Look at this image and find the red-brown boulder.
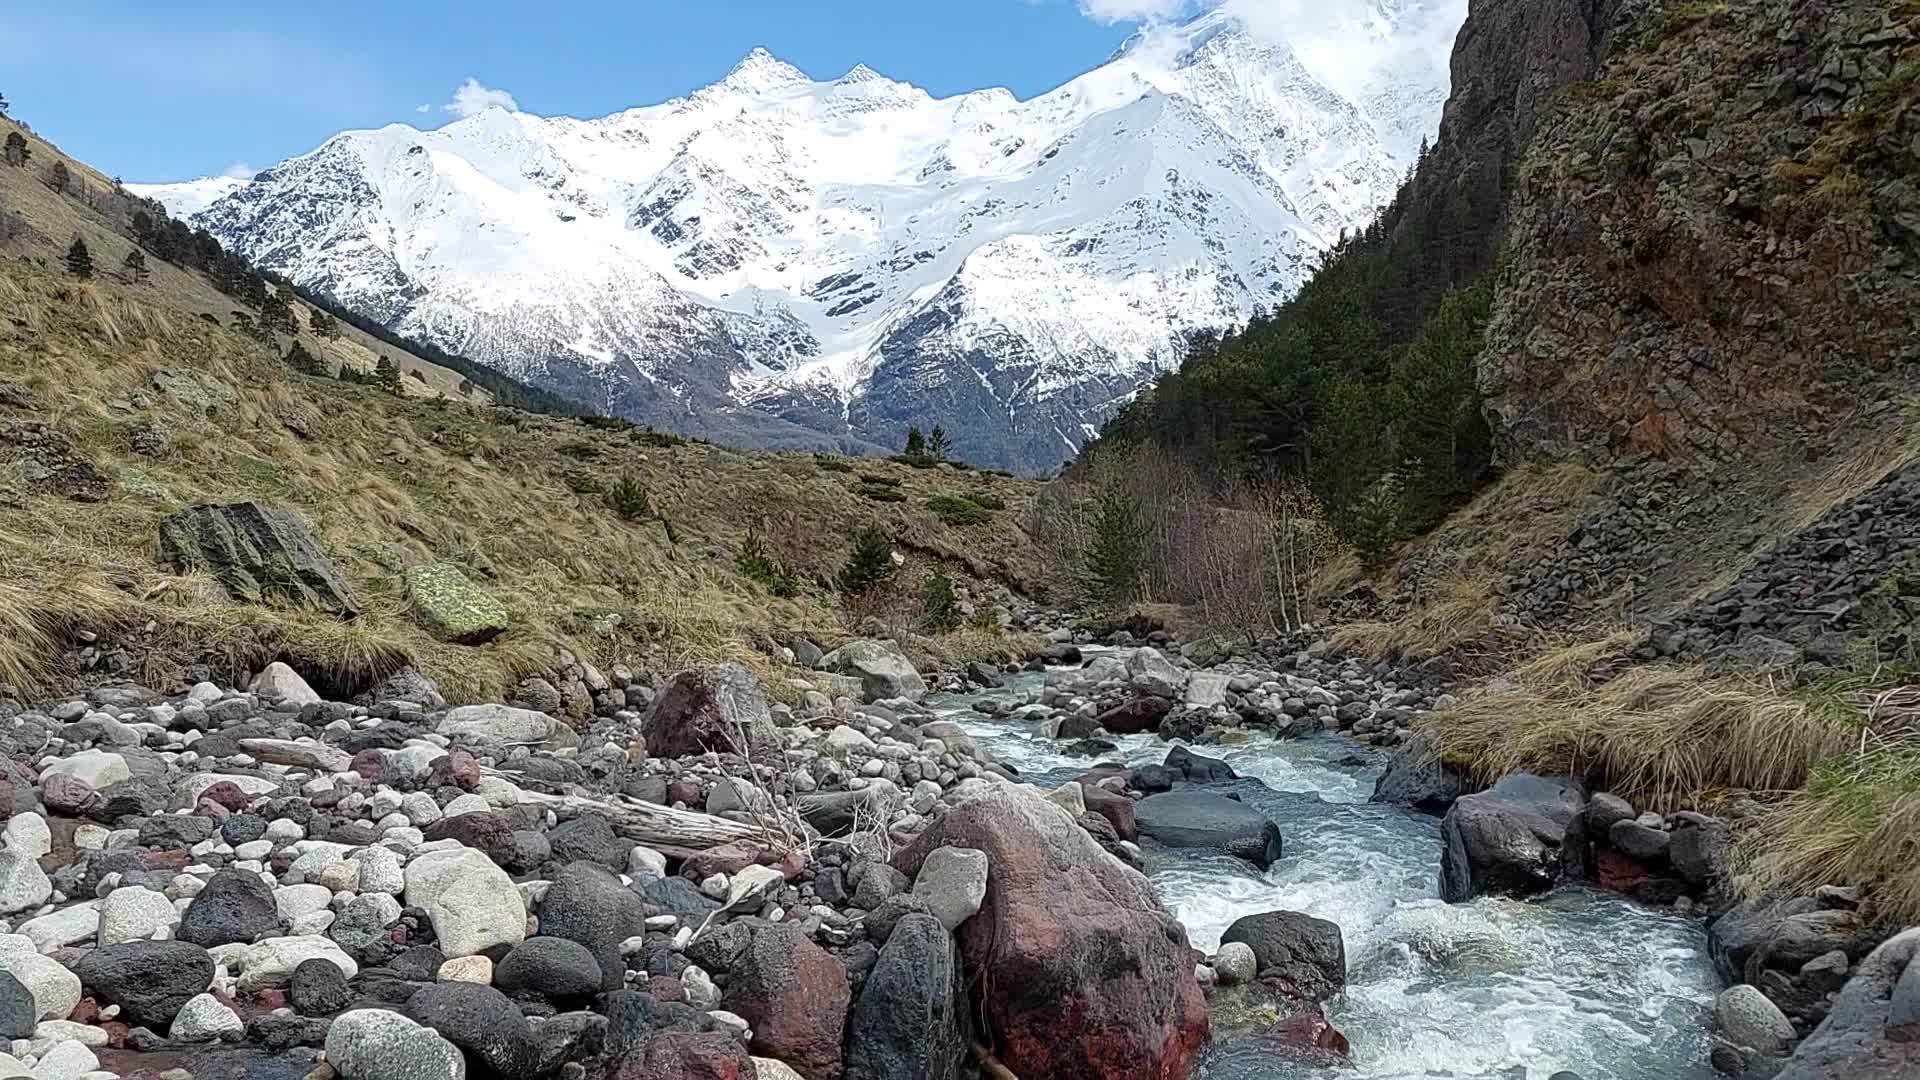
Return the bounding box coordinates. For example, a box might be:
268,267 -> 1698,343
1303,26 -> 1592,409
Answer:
721,923 -> 850,1079
640,664 -> 778,760
896,786 -> 1208,1079
1096,695 -> 1173,735
609,1032 -> 753,1080
1077,779 -> 1138,840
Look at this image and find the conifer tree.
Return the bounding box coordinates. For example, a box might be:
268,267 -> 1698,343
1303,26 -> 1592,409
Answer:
46,160 -> 68,192
2,132 -> 27,167
374,356 -> 403,394
839,526 -> 896,597
64,235 -> 92,279
903,426 -> 926,458
285,340 -> 328,376
122,248 -> 148,282
1084,486 -> 1146,605
926,425 -> 951,461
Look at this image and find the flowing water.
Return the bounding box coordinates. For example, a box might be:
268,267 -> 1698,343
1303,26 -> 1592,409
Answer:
927,665 -> 1721,1080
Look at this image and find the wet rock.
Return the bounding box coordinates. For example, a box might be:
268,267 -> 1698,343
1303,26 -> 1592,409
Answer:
1094,696 -> 1172,736
894,786 -> 1207,1079
845,913 -> 969,1080
1164,745 -> 1237,783
1220,911 -> 1346,1003
1134,790 -> 1284,869
1369,732 -> 1465,813
1439,774 -> 1585,903
1609,819 -> 1671,862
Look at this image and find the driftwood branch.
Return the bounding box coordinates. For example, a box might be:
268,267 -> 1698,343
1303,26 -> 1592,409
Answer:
512,789 -> 784,859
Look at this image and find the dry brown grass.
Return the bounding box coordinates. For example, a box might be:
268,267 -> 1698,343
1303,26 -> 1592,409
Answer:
1328,572 -> 1503,662
0,161 -> 1046,703
1425,658 -> 1860,811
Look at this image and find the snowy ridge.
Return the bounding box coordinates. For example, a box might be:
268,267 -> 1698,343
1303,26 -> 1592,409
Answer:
132,2 -> 1457,471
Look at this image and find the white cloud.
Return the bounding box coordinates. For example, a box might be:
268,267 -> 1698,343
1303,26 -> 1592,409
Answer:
221,162 -> 256,180
1077,0 -> 1192,23
415,103 -> 432,114
441,77 -> 518,118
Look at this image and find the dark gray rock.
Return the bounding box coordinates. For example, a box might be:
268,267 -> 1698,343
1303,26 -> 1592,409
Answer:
546,813 -> 626,870
1369,732 -> 1466,813
1220,910 -> 1346,1003
1438,773 -> 1585,903
1669,820 -> 1727,885
632,873 -> 720,920
0,970 -> 33,1040
178,868 -> 280,947
495,936 -> 605,1000
538,862 -> 648,992
864,894 -> 934,946
138,814 -> 217,849
1776,927 -> 1920,1079
845,913 -> 970,1080
288,957 -> 350,1016
684,919 -> 756,975
407,981 -> 540,1076
75,940 -> 213,1028
157,501 -> 358,616
1609,819 -> 1671,862
1164,745 -> 1237,783
1134,790 -> 1283,869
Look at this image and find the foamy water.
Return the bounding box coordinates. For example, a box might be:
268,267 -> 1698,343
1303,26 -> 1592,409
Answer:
927,667 -> 1719,1080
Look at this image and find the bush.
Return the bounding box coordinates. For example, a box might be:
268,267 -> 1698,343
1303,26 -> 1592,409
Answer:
922,572 -> 961,631
736,530 -> 801,597
285,340 -> 329,377
839,526 -> 896,597
967,491 -> 1006,511
890,454 -> 938,470
926,493 -> 990,526
814,453 -> 855,473
606,471 -> 653,521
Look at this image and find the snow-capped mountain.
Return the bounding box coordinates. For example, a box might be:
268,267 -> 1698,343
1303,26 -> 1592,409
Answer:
133,2 -> 1457,471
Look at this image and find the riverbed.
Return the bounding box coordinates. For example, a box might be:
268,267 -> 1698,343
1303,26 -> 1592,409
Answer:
929,668 -> 1721,1080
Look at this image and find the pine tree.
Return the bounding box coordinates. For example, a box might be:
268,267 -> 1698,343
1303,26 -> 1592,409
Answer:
0,92 -> 9,114
2,132 -> 27,167
839,526 -> 896,597
46,160 -> 68,192
926,425 -> 952,461
64,236 -> 92,279
903,426 -> 926,458
921,572 -> 961,631
285,340 -> 328,376
606,471 -> 652,521
1084,487 -> 1147,605
121,248 -> 148,282
374,356 -> 403,394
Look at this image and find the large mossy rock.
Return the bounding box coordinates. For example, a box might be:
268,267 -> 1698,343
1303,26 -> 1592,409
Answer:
158,501 -> 358,616
405,563 -> 509,644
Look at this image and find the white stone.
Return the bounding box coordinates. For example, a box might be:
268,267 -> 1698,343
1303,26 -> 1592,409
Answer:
1184,671 -> 1231,708
264,818 -> 305,843
353,846 -> 405,895
38,751 -> 128,792
1126,647 -> 1186,697
234,935 -> 357,993
911,846 -> 989,931
186,682 -> 222,706
324,1008 -> 465,1080
0,939 -> 80,1023
474,776 -> 526,808
437,705 -> 552,743
169,993 -> 243,1042
1212,942 -> 1257,986
403,847 -> 526,958
400,792 -> 443,827
0,855 -> 49,917
626,846 -> 667,879
180,773 -> 279,804
1043,783 -> 1086,816
28,1020 -> 106,1053
682,965 -> 720,1008
440,794 -> 490,819
437,955 -> 492,983
1,817 -> 49,861
97,886 -> 178,946
823,726 -> 876,754
232,840 -> 273,860
275,884 -> 334,921
27,1039 -> 95,1080
238,738 -> 350,773
250,662 -> 321,707
69,826 -> 108,853
15,905 -> 98,953
752,1058 -> 805,1080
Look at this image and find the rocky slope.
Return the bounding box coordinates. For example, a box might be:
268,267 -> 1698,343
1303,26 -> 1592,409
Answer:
132,3 -> 1463,471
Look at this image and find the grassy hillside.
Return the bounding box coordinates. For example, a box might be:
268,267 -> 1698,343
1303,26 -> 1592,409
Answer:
0,121 -> 1047,703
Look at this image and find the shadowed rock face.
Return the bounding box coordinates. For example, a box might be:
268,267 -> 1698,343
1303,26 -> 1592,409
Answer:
1777,927 -> 1920,1080
1438,773 -> 1586,903
895,786 -> 1208,1080
640,664 -> 777,759
157,501 -> 358,617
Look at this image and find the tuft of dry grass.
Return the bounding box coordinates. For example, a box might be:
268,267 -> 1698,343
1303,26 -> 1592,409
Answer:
1425,661 -> 1861,811
1329,572 -> 1502,662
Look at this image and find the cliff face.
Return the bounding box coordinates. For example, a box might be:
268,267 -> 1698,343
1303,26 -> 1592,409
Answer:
1481,0 -> 1920,465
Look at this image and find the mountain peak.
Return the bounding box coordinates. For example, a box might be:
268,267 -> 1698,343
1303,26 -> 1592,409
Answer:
721,47 -> 810,92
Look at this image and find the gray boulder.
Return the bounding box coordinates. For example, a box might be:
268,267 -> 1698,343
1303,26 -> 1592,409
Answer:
1134,791 -> 1284,869
845,913 -> 970,1080
157,501 -> 358,616
1219,910 -> 1346,1003
820,639 -> 928,703
1438,773 -> 1585,903
1369,732 -> 1466,813
325,1008 -> 465,1080
1776,927 -> 1920,1079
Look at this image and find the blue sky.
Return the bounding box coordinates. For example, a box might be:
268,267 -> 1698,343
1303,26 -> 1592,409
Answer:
0,0 -> 1166,183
